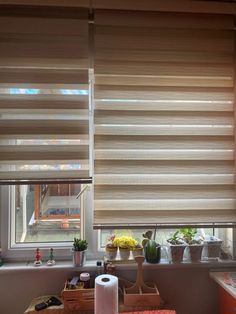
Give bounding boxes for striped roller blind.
[0,5,92,184]
[93,10,236,227]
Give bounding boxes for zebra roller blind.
[94,10,236,227]
[0,5,91,184]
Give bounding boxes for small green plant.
[167,230,185,245]
[142,230,161,263]
[180,228,203,245]
[180,228,197,244]
[142,230,154,247]
[73,238,88,251]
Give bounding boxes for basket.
[62,282,94,311]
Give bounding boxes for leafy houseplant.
[105,235,118,260]
[72,238,88,267]
[180,228,203,262]
[142,230,161,264]
[180,228,198,244]
[167,230,186,263]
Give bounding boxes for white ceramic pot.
[105,247,118,260]
[119,248,131,260]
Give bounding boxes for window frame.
[0,185,102,262]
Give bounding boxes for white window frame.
[0,185,102,262]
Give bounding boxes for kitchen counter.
[210,271,236,313]
[210,271,236,299]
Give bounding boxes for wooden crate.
[123,282,161,307]
[62,282,94,311]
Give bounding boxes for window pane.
[15,184,82,243]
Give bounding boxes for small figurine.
[34,248,42,266]
[47,248,56,266]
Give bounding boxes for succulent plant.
[142,230,160,264]
[73,238,88,251]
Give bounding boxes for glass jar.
[80,272,90,289]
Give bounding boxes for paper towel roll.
[95,274,118,314]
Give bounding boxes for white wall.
[0,267,218,314]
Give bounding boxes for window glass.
[14,184,82,244]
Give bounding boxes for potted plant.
[167,230,186,263]
[115,235,137,260]
[72,238,88,267]
[180,228,203,262]
[142,230,161,264]
[203,235,223,259]
[132,243,143,258]
[105,234,118,260]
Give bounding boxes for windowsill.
[1,258,236,273]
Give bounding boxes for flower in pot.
[180,228,203,262]
[105,234,118,260]
[72,238,88,267]
[142,230,161,264]
[132,243,143,258]
[114,235,137,260]
[167,230,186,263]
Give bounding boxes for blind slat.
[95,174,234,185]
[95,199,236,211]
[95,149,234,161]
[0,145,89,160]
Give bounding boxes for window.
[14,184,82,244]
[1,4,236,262]
[0,5,94,260]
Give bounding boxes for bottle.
[96,260,103,277]
[80,272,90,289]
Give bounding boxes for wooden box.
[62,282,94,311]
[123,282,161,307]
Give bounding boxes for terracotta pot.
[204,240,222,258]
[132,248,143,258]
[119,248,131,260]
[188,244,203,262]
[105,246,118,260]
[169,244,186,263]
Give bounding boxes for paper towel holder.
[123,256,161,307]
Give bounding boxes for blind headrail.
[93,222,236,230]
[0,177,92,185]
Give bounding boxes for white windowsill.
[1,258,236,274]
